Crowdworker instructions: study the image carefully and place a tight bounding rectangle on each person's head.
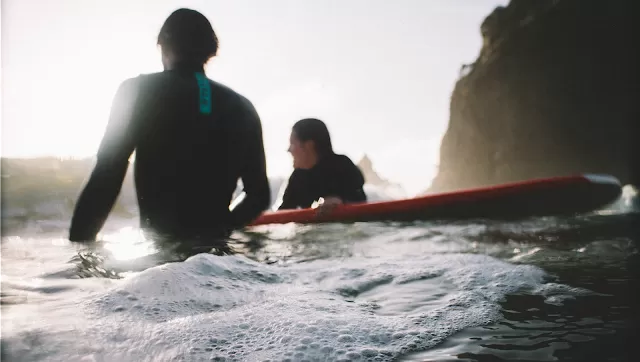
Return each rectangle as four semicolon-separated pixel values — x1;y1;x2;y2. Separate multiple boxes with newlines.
288;118;334;169
157;8;219;68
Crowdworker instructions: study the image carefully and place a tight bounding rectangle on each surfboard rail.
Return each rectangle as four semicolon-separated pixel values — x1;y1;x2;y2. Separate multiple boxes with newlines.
249;173;622;226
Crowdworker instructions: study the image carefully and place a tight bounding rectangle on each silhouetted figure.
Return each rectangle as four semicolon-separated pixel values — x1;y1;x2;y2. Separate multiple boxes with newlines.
277;118;366;212
69;9;270;252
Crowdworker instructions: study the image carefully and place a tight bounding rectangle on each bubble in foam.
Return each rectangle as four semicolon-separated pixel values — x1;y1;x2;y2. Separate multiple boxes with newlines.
361;348;378;357
346;351;361;359
300;337;313;344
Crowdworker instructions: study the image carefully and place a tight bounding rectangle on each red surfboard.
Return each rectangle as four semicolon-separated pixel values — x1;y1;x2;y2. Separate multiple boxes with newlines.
249;174;622;226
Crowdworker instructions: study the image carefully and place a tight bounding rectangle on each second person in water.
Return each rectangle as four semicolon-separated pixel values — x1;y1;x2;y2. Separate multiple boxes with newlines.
277;118;367;211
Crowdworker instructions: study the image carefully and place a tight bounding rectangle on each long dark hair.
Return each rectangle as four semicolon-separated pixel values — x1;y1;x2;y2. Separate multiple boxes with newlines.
157;8;219;65
292;118;334;158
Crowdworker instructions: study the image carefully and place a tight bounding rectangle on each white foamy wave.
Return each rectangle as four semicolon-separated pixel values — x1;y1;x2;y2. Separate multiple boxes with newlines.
2;252;589;362
532;282;605;306
581;184;638;217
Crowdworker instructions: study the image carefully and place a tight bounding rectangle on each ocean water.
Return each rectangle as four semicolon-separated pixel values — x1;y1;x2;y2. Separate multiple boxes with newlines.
1;163;638;361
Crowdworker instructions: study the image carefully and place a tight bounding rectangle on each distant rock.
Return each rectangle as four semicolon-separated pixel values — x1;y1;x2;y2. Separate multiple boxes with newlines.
357;155;407;200
429;0;639;193
358;155;392;188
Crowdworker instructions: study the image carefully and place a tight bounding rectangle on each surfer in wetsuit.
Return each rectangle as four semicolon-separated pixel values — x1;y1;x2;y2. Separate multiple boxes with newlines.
68;9;270;250
276;118;366;213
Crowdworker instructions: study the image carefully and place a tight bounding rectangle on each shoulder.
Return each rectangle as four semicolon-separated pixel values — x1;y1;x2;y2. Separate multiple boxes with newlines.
126;73;255;109
113;76;142;95
287;169;304;183
113;73;162;98
281;169;304;198
108;76;150;112
209;79;261;125
286;168;312;189
330;154;364;181
124;72;164;87
332;154;359;169
210;80;256;109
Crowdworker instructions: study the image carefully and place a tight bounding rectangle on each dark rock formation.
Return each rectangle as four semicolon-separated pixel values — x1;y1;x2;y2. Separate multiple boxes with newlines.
430;0;639;193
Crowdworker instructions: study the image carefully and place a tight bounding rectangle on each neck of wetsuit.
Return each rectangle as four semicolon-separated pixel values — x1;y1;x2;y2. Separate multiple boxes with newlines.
165;61;205;73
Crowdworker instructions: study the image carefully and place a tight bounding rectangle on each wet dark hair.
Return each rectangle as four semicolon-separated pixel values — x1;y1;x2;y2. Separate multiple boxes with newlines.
157;8;219;65
292;118;334;158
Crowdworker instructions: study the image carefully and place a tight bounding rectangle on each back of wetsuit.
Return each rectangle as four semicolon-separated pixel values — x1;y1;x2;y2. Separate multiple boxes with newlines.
69;63;270;241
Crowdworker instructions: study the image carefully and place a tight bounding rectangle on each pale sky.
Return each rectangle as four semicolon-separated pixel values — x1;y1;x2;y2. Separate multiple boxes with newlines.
1;0;507;195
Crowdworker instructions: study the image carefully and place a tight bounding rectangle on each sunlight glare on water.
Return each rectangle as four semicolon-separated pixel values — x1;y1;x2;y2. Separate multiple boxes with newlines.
101;227;157;261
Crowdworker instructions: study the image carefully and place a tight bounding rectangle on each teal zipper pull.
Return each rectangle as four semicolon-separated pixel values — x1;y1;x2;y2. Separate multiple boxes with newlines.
195;72;211;115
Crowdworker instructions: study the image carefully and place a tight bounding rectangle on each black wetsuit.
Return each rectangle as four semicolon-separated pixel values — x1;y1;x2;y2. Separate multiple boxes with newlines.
69;63;270;242
278;153;366;210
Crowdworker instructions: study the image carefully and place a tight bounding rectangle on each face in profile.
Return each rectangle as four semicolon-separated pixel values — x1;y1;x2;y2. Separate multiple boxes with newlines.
288;131;316;169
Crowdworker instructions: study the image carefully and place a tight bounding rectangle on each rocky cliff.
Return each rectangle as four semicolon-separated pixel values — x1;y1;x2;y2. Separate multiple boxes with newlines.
429;0;639;193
